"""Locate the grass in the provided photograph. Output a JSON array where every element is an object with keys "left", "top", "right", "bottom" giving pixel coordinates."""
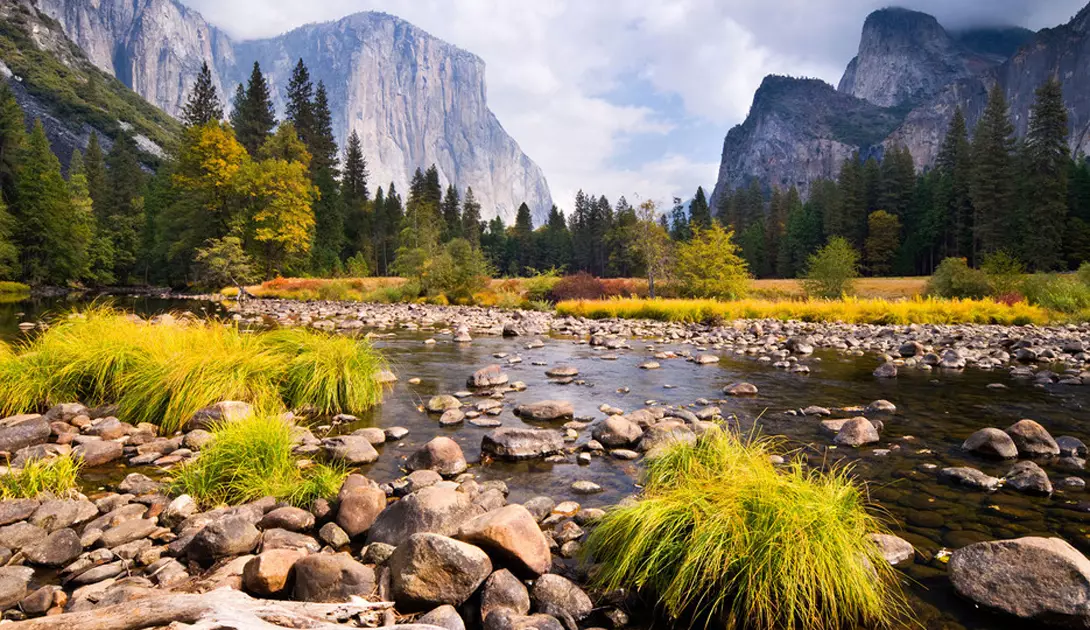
[
  {"left": 750, "top": 277, "right": 927, "bottom": 300},
  {"left": 0, "top": 306, "right": 388, "bottom": 433},
  {"left": 0, "top": 282, "right": 30, "bottom": 295},
  {"left": 171, "top": 415, "right": 347, "bottom": 508},
  {"left": 0, "top": 455, "right": 82, "bottom": 499},
  {"left": 556, "top": 296, "right": 1054, "bottom": 325},
  {"left": 583, "top": 428, "right": 906, "bottom": 630}
]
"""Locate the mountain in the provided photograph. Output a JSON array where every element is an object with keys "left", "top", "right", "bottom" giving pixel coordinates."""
[
  {"left": 710, "top": 5, "right": 1078, "bottom": 208},
  {"left": 35, "top": 0, "right": 552, "bottom": 222},
  {"left": 0, "top": 0, "right": 179, "bottom": 167}
]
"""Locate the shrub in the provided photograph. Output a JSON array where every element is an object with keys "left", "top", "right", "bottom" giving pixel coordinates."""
[
  {"left": 171, "top": 415, "right": 347, "bottom": 508},
  {"left": 583, "top": 428, "right": 906, "bottom": 630},
  {"left": 674, "top": 223, "right": 750, "bottom": 300},
  {"left": 343, "top": 253, "right": 370, "bottom": 278},
  {"left": 438, "top": 238, "right": 492, "bottom": 302},
  {"left": 926, "top": 257, "right": 990, "bottom": 299},
  {"left": 802, "top": 237, "right": 859, "bottom": 299},
  {"left": 0, "top": 455, "right": 81, "bottom": 499},
  {"left": 193, "top": 236, "right": 259, "bottom": 291},
  {"left": 1077, "top": 261, "right": 1090, "bottom": 287},
  {"left": 521, "top": 269, "right": 562, "bottom": 302},
  {"left": 600, "top": 278, "right": 650, "bottom": 298},
  {"left": 547, "top": 272, "right": 606, "bottom": 302},
  {"left": 981, "top": 251, "right": 1025, "bottom": 296},
  {"left": 1021, "top": 274, "right": 1090, "bottom": 313}
]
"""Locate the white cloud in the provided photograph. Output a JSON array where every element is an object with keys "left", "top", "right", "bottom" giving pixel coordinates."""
[{"left": 181, "top": 0, "right": 1084, "bottom": 212}]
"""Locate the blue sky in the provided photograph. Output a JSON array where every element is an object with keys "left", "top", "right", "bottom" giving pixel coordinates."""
[{"left": 184, "top": 0, "right": 1086, "bottom": 212}]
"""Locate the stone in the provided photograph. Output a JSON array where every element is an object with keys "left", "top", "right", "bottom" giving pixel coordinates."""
[
  {"left": 868, "top": 533, "right": 914, "bottom": 565},
  {"left": 545, "top": 366, "right": 578, "bottom": 378},
  {"left": 260, "top": 529, "right": 321, "bottom": 554},
  {"left": 639, "top": 421, "right": 696, "bottom": 454},
  {"left": 950, "top": 537, "right": 1090, "bottom": 627},
  {"left": 0, "top": 566, "right": 33, "bottom": 611},
  {"left": 118, "top": 473, "right": 162, "bottom": 495},
  {"left": 482, "top": 428, "right": 564, "bottom": 460},
  {"left": 427, "top": 396, "right": 463, "bottom": 413},
  {"left": 591, "top": 416, "right": 643, "bottom": 448},
  {"left": 834, "top": 417, "right": 880, "bottom": 447},
  {"left": 407, "top": 437, "right": 469, "bottom": 476},
  {"left": 439, "top": 409, "right": 466, "bottom": 427},
  {"left": 183, "top": 429, "right": 213, "bottom": 450},
  {"left": 44, "top": 403, "right": 88, "bottom": 423},
  {"left": 30, "top": 499, "right": 97, "bottom": 532},
  {"left": 367, "top": 486, "right": 480, "bottom": 547},
  {"left": 485, "top": 611, "right": 564, "bottom": 630},
  {"left": 873, "top": 362, "right": 898, "bottom": 378},
  {"left": 571, "top": 481, "right": 602, "bottom": 494},
  {"left": 469, "top": 365, "right": 510, "bottom": 388},
  {"left": 386, "top": 426, "right": 410, "bottom": 441},
  {"left": 186, "top": 401, "right": 254, "bottom": 431},
  {"left": 319, "top": 522, "right": 350, "bottom": 548},
  {"left": 1003, "top": 461, "right": 1053, "bottom": 495},
  {"left": 522, "top": 497, "right": 555, "bottom": 523},
  {"left": 188, "top": 516, "right": 261, "bottom": 564},
  {"left": 481, "top": 568, "right": 531, "bottom": 621},
  {"left": 419, "top": 604, "right": 467, "bottom": 630},
  {"left": 962, "top": 428, "right": 1018, "bottom": 459},
  {"left": 19, "top": 585, "right": 58, "bottom": 615},
  {"left": 1058, "top": 436, "right": 1089, "bottom": 458},
  {"left": 0, "top": 416, "right": 50, "bottom": 454},
  {"left": 100, "top": 519, "right": 158, "bottom": 548},
  {"left": 336, "top": 476, "right": 387, "bottom": 538},
  {"left": 72, "top": 440, "right": 124, "bottom": 466},
  {"left": 258, "top": 507, "right": 315, "bottom": 532},
  {"left": 292, "top": 553, "right": 377, "bottom": 602},
  {"left": 457, "top": 505, "right": 551, "bottom": 578},
  {"left": 162, "top": 495, "right": 198, "bottom": 527},
  {"left": 724, "top": 382, "right": 758, "bottom": 396},
  {"left": 514, "top": 401, "right": 574, "bottom": 423},
  {"left": 23, "top": 528, "right": 81, "bottom": 567},
  {"left": 530, "top": 574, "right": 593, "bottom": 622},
  {"left": 0, "top": 522, "right": 45, "bottom": 549},
  {"left": 243, "top": 549, "right": 304, "bottom": 596},
  {"left": 940, "top": 467, "right": 1001, "bottom": 491},
  {"left": 898, "top": 341, "right": 924, "bottom": 357},
  {"left": 388, "top": 533, "right": 492, "bottom": 610},
  {"left": 1006, "top": 419, "right": 1060, "bottom": 457},
  {"left": 865, "top": 399, "right": 897, "bottom": 415},
  {"left": 0, "top": 499, "right": 38, "bottom": 526},
  {"left": 85, "top": 417, "right": 133, "bottom": 440},
  {"left": 322, "top": 435, "right": 379, "bottom": 465}
]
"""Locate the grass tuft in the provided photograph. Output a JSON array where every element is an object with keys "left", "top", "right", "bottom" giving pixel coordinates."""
[
  {"left": 0, "top": 455, "right": 82, "bottom": 499},
  {"left": 583, "top": 428, "right": 907, "bottom": 630},
  {"left": 263, "top": 328, "right": 386, "bottom": 416},
  {"left": 171, "top": 415, "right": 347, "bottom": 508}
]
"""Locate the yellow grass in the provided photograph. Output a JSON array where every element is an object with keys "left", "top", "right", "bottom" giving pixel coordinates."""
[{"left": 749, "top": 277, "right": 928, "bottom": 300}]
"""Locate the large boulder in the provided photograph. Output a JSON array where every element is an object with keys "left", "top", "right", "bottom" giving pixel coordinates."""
[
  {"left": 388, "top": 533, "right": 492, "bottom": 610},
  {"left": 949, "top": 537, "right": 1090, "bottom": 627},
  {"left": 336, "top": 475, "right": 387, "bottom": 538},
  {"left": 243, "top": 548, "right": 305, "bottom": 596},
  {"left": 366, "top": 486, "right": 480, "bottom": 547},
  {"left": 292, "top": 553, "right": 377, "bottom": 602},
  {"left": 482, "top": 429, "right": 564, "bottom": 461},
  {"left": 591, "top": 416, "right": 643, "bottom": 448},
  {"left": 456, "top": 505, "right": 551, "bottom": 577},
  {"left": 469, "top": 365, "right": 509, "bottom": 388},
  {"left": 322, "top": 436, "right": 379, "bottom": 465},
  {"left": 638, "top": 421, "right": 696, "bottom": 454},
  {"left": 1006, "top": 419, "right": 1061, "bottom": 457},
  {"left": 188, "top": 516, "right": 261, "bottom": 564},
  {"left": 0, "top": 415, "right": 50, "bottom": 454},
  {"left": 529, "top": 574, "right": 593, "bottom": 623},
  {"left": 407, "top": 437, "right": 468, "bottom": 477},
  {"left": 514, "top": 401, "right": 574, "bottom": 423},
  {"left": 1004, "top": 461, "right": 1053, "bottom": 495},
  {"left": 22, "top": 528, "right": 81, "bottom": 567},
  {"left": 962, "top": 428, "right": 1018, "bottom": 459}
]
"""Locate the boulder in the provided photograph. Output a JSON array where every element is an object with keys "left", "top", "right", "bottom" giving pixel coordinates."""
[
  {"left": 367, "top": 486, "right": 480, "bottom": 547},
  {"left": 834, "top": 417, "right": 880, "bottom": 447},
  {"left": 591, "top": 416, "right": 643, "bottom": 448},
  {"left": 188, "top": 516, "right": 261, "bottom": 564},
  {"left": 30, "top": 499, "right": 97, "bottom": 532},
  {"left": 388, "top": 533, "right": 492, "bottom": 610},
  {"left": 1058, "top": 436, "right": 1089, "bottom": 458},
  {"left": 23, "top": 528, "right": 81, "bottom": 567},
  {"left": 482, "top": 428, "right": 564, "bottom": 461},
  {"left": 1006, "top": 419, "right": 1060, "bottom": 457},
  {"left": 867, "top": 533, "right": 914, "bottom": 565},
  {"left": 85, "top": 417, "right": 133, "bottom": 440},
  {"left": 530, "top": 574, "right": 593, "bottom": 622},
  {"left": 258, "top": 506, "right": 315, "bottom": 533},
  {"left": 545, "top": 366, "right": 578, "bottom": 378},
  {"left": 0, "top": 499, "right": 39, "bottom": 526},
  {"left": 0, "top": 416, "right": 50, "bottom": 454},
  {"left": 100, "top": 519, "right": 158, "bottom": 548},
  {"left": 639, "top": 421, "right": 696, "bottom": 454},
  {"left": 407, "top": 437, "right": 469, "bottom": 477},
  {"left": 292, "top": 553, "right": 377, "bottom": 602},
  {"left": 950, "top": 537, "right": 1090, "bottom": 627},
  {"left": 940, "top": 467, "right": 1001, "bottom": 491},
  {"left": 242, "top": 548, "right": 304, "bottom": 596},
  {"left": 419, "top": 604, "right": 467, "bottom": 630},
  {"left": 186, "top": 401, "right": 253, "bottom": 431},
  {"left": 484, "top": 610, "right": 564, "bottom": 630},
  {"left": 260, "top": 529, "right": 321, "bottom": 554},
  {"left": 336, "top": 476, "right": 387, "bottom": 538},
  {"left": 873, "top": 362, "right": 897, "bottom": 379},
  {"left": 1004, "top": 461, "right": 1053, "bottom": 495},
  {"left": 427, "top": 396, "right": 463, "bottom": 413},
  {"left": 470, "top": 366, "right": 510, "bottom": 388},
  {"left": 319, "top": 522, "right": 350, "bottom": 548},
  {"left": 457, "top": 505, "right": 551, "bottom": 577},
  {"left": 514, "top": 401, "right": 574, "bottom": 423},
  {"left": 864, "top": 400, "right": 897, "bottom": 415},
  {"left": 898, "top": 341, "right": 924, "bottom": 358},
  {"left": 72, "top": 440, "right": 124, "bottom": 466},
  {"left": 481, "top": 568, "right": 531, "bottom": 621},
  {"left": 962, "top": 428, "right": 1018, "bottom": 459},
  {"left": 724, "top": 383, "right": 758, "bottom": 396},
  {"left": 0, "top": 522, "right": 46, "bottom": 549},
  {"left": 0, "top": 566, "right": 33, "bottom": 611},
  {"left": 322, "top": 436, "right": 379, "bottom": 465}
]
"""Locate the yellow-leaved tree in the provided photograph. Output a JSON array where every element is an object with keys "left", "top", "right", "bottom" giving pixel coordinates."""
[
  {"left": 242, "top": 157, "right": 316, "bottom": 276},
  {"left": 675, "top": 222, "right": 750, "bottom": 299},
  {"left": 173, "top": 122, "right": 250, "bottom": 232}
]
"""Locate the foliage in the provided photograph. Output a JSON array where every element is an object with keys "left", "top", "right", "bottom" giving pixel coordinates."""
[
  {"left": 181, "top": 62, "right": 224, "bottom": 127},
  {"left": 980, "top": 250, "right": 1025, "bottom": 296},
  {"left": 631, "top": 200, "right": 674, "bottom": 298},
  {"left": 0, "top": 455, "right": 81, "bottom": 500},
  {"left": 674, "top": 223, "right": 750, "bottom": 299},
  {"left": 547, "top": 271, "right": 606, "bottom": 302},
  {"left": 802, "top": 237, "right": 859, "bottom": 299},
  {"left": 0, "top": 281, "right": 29, "bottom": 294},
  {"left": 925, "top": 257, "right": 990, "bottom": 299},
  {"left": 171, "top": 415, "right": 347, "bottom": 508},
  {"left": 1022, "top": 77, "right": 1069, "bottom": 271},
  {"left": 583, "top": 428, "right": 907, "bottom": 630},
  {"left": 263, "top": 328, "right": 386, "bottom": 415},
  {"left": 193, "top": 236, "right": 259, "bottom": 290},
  {"left": 863, "top": 210, "right": 901, "bottom": 276},
  {"left": 1020, "top": 274, "right": 1090, "bottom": 314}
]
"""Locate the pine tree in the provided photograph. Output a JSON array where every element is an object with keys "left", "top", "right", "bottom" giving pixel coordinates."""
[
  {"left": 231, "top": 62, "right": 277, "bottom": 156},
  {"left": 936, "top": 107, "right": 973, "bottom": 259},
  {"left": 513, "top": 202, "right": 534, "bottom": 274},
  {"left": 285, "top": 59, "right": 315, "bottom": 146},
  {"left": 105, "top": 133, "right": 147, "bottom": 282},
  {"left": 0, "top": 195, "right": 16, "bottom": 280},
  {"left": 880, "top": 145, "right": 916, "bottom": 218},
  {"left": 830, "top": 154, "right": 865, "bottom": 247},
  {"left": 570, "top": 190, "right": 592, "bottom": 272},
  {"left": 0, "top": 83, "right": 26, "bottom": 204},
  {"left": 182, "top": 62, "right": 223, "bottom": 127},
  {"left": 64, "top": 150, "right": 94, "bottom": 281},
  {"left": 539, "top": 204, "right": 573, "bottom": 272},
  {"left": 690, "top": 186, "right": 711, "bottom": 231},
  {"left": 83, "top": 132, "right": 107, "bottom": 217},
  {"left": 379, "top": 183, "right": 403, "bottom": 274},
  {"left": 605, "top": 196, "right": 640, "bottom": 277},
  {"left": 766, "top": 187, "right": 787, "bottom": 276},
  {"left": 1022, "top": 77, "right": 1069, "bottom": 270},
  {"left": 970, "top": 84, "right": 1016, "bottom": 262},
  {"left": 441, "top": 185, "right": 462, "bottom": 242},
  {"left": 864, "top": 210, "right": 902, "bottom": 276},
  {"left": 371, "top": 186, "right": 387, "bottom": 274},
  {"left": 461, "top": 188, "right": 482, "bottom": 248},
  {"left": 669, "top": 197, "right": 691, "bottom": 241},
  {"left": 309, "top": 82, "right": 339, "bottom": 178},
  {"left": 590, "top": 195, "right": 612, "bottom": 275},
  {"left": 341, "top": 130, "right": 370, "bottom": 259}
]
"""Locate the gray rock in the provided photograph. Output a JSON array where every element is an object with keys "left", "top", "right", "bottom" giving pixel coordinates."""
[
  {"left": 591, "top": 416, "right": 643, "bottom": 448},
  {"left": 514, "top": 401, "right": 574, "bottom": 423},
  {"left": 1006, "top": 419, "right": 1060, "bottom": 457},
  {"left": 260, "top": 529, "right": 321, "bottom": 554},
  {"left": 100, "top": 519, "right": 158, "bottom": 548},
  {"left": 186, "top": 401, "right": 253, "bottom": 431},
  {"left": 0, "top": 566, "right": 33, "bottom": 611},
  {"left": 962, "top": 428, "right": 1018, "bottom": 459},
  {"left": 724, "top": 382, "right": 758, "bottom": 396},
  {"left": 367, "top": 486, "right": 480, "bottom": 547},
  {"left": 481, "top": 568, "right": 531, "bottom": 621},
  {"left": 530, "top": 574, "right": 593, "bottom": 622},
  {"left": 0, "top": 416, "right": 50, "bottom": 454},
  {"left": 1003, "top": 461, "right": 1053, "bottom": 495},
  {"left": 336, "top": 475, "right": 387, "bottom": 538},
  {"left": 868, "top": 533, "right": 913, "bottom": 565},
  {"left": 427, "top": 396, "right": 463, "bottom": 413},
  {"left": 470, "top": 365, "right": 510, "bottom": 388},
  {"left": 73, "top": 440, "right": 124, "bottom": 466},
  {"left": 419, "top": 604, "right": 467, "bottom": 630},
  {"left": 0, "top": 522, "right": 46, "bottom": 549},
  {"left": 834, "top": 417, "right": 880, "bottom": 447},
  {"left": 188, "top": 516, "right": 261, "bottom": 564},
  {"left": 484, "top": 610, "right": 564, "bottom": 630},
  {"left": 30, "top": 499, "right": 98, "bottom": 532},
  {"left": 258, "top": 506, "right": 315, "bottom": 533},
  {"left": 0, "top": 499, "right": 39, "bottom": 526},
  {"left": 407, "top": 437, "right": 468, "bottom": 477},
  {"left": 940, "top": 467, "right": 1001, "bottom": 491},
  {"left": 292, "top": 553, "right": 377, "bottom": 603},
  {"left": 873, "top": 362, "right": 898, "bottom": 378},
  {"left": 319, "top": 522, "right": 350, "bottom": 548},
  {"left": 482, "top": 428, "right": 564, "bottom": 460},
  {"left": 388, "top": 533, "right": 492, "bottom": 610},
  {"left": 322, "top": 435, "right": 379, "bottom": 465},
  {"left": 638, "top": 421, "right": 696, "bottom": 454},
  {"left": 23, "top": 528, "right": 81, "bottom": 567},
  {"left": 864, "top": 399, "right": 897, "bottom": 415},
  {"left": 1058, "top": 436, "right": 1089, "bottom": 458}
]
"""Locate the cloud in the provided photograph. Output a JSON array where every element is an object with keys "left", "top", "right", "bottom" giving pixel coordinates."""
[{"left": 180, "top": 0, "right": 1084, "bottom": 212}]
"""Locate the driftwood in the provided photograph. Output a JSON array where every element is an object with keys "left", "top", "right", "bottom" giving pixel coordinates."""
[{"left": 6, "top": 587, "right": 427, "bottom": 630}]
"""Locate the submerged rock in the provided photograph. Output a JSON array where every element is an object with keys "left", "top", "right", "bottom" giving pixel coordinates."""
[
  {"left": 482, "top": 428, "right": 564, "bottom": 460},
  {"left": 514, "top": 401, "right": 574, "bottom": 423}
]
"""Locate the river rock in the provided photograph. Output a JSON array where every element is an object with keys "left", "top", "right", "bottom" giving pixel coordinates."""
[
  {"left": 439, "top": 409, "right": 466, "bottom": 427},
  {"left": 44, "top": 403, "right": 88, "bottom": 423},
  {"left": 100, "top": 519, "right": 158, "bottom": 548},
  {"left": 482, "top": 428, "right": 564, "bottom": 460},
  {"left": 530, "top": 574, "right": 593, "bottom": 622},
  {"left": 260, "top": 529, "right": 320, "bottom": 553},
  {"left": 427, "top": 396, "right": 463, "bottom": 413},
  {"left": 30, "top": 499, "right": 97, "bottom": 532},
  {"left": 591, "top": 416, "right": 643, "bottom": 448},
  {"left": 0, "top": 499, "right": 39, "bottom": 526},
  {"left": 514, "top": 401, "right": 574, "bottom": 423},
  {"left": 258, "top": 507, "right": 315, "bottom": 533},
  {"left": 834, "top": 417, "right": 880, "bottom": 447},
  {"left": 950, "top": 537, "right": 1090, "bottom": 627},
  {"left": 873, "top": 362, "right": 897, "bottom": 378},
  {"left": 0, "top": 416, "right": 50, "bottom": 454},
  {"left": 367, "top": 486, "right": 479, "bottom": 546},
  {"left": 1006, "top": 419, "right": 1060, "bottom": 457},
  {"left": 868, "top": 533, "right": 914, "bottom": 565},
  {"left": 73, "top": 440, "right": 124, "bottom": 466},
  {"left": 85, "top": 417, "right": 133, "bottom": 440},
  {"left": 186, "top": 401, "right": 253, "bottom": 431},
  {"left": 334, "top": 476, "right": 387, "bottom": 538},
  {"left": 1058, "top": 436, "right": 1089, "bottom": 458},
  {"left": 724, "top": 382, "right": 758, "bottom": 396},
  {"left": 1003, "top": 461, "right": 1053, "bottom": 495},
  {"left": 940, "top": 467, "right": 1001, "bottom": 491},
  {"left": 0, "top": 566, "right": 33, "bottom": 611},
  {"left": 292, "top": 553, "right": 377, "bottom": 602},
  {"left": 545, "top": 366, "right": 578, "bottom": 378},
  {"left": 242, "top": 548, "right": 304, "bottom": 596},
  {"left": 408, "top": 437, "right": 468, "bottom": 476},
  {"left": 188, "top": 516, "right": 261, "bottom": 564},
  {"left": 962, "top": 428, "right": 1018, "bottom": 459},
  {"left": 0, "top": 522, "right": 45, "bottom": 550},
  {"left": 319, "top": 522, "right": 350, "bottom": 548},
  {"left": 322, "top": 436, "right": 379, "bottom": 465},
  {"left": 485, "top": 610, "right": 564, "bottom": 630},
  {"left": 23, "top": 528, "right": 81, "bottom": 567},
  {"left": 865, "top": 400, "right": 897, "bottom": 415},
  {"left": 469, "top": 365, "right": 509, "bottom": 388},
  {"left": 457, "top": 505, "right": 551, "bottom": 577},
  {"left": 388, "top": 533, "right": 492, "bottom": 610},
  {"left": 639, "top": 421, "right": 696, "bottom": 454},
  {"left": 419, "top": 604, "right": 467, "bottom": 630},
  {"left": 481, "top": 568, "right": 531, "bottom": 621},
  {"left": 898, "top": 341, "right": 925, "bottom": 357}
]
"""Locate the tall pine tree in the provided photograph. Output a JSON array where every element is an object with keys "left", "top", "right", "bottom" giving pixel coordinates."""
[
  {"left": 308, "top": 81, "right": 344, "bottom": 274},
  {"left": 936, "top": 107, "right": 973, "bottom": 260},
  {"left": 231, "top": 62, "right": 277, "bottom": 156},
  {"left": 0, "top": 83, "right": 26, "bottom": 204},
  {"left": 970, "top": 84, "right": 1016, "bottom": 262},
  {"left": 690, "top": 186, "right": 711, "bottom": 230},
  {"left": 461, "top": 188, "right": 482, "bottom": 248},
  {"left": 285, "top": 59, "right": 315, "bottom": 146},
  {"left": 441, "top": 185, "right": 462, "bottom": 242},
  {"left": 341, "top": 130, "right": 370, "bottom": 259},
  {"left": 105, "top": 133, "right": 147, "bottom": 283},
  {"left": 1022, "top": 77, "right": 1069, "bottom": 270},
  {"left": 181, "top": 62, "right": 223, "bottom": 127}
]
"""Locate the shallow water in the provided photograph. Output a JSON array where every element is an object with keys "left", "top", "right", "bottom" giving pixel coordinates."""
[{"left": 2, "top": 297, "right": 1088, "bottom": 629}]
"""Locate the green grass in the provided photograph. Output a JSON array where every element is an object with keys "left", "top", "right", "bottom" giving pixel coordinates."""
[
  {"left": 0, "top": 282, "right": 30, "bottom": 295},
  {"left": 171, "top": 415, "right": 347, "bottom": 508},
  {"left": 0, "top": 455, "right": 82, "bottom": 499},
  {"left": 0, "top": 306, "right": 388, "bottom": 433},
  {"left": 583, "top": 428, "right": 907, "bottom": 630}
]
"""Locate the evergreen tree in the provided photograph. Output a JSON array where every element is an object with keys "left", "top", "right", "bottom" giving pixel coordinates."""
[
  {"left": 512, "top": 202, "right": 534, "bottom": 274},
  {"left": 441, "top": 185, "right": 462, "bottom": 242},
  {"left": 341, "top": 130, "right": 370, "bottom": 259},
  {"left": 690, "top": 186, "right": 711, "bottom": 230},
  {"left": 0, "top": 195, "right": 16, "bottom": 280},
  {"left": 538, "top": 204, "right": 573, "bottom": 271},
  {"left": 105, "top": 133, "right": 147, "bottom": 283},
  {"left": 570, "top": 190, "right": 592, "bottom": 272},
  {"left": 371, "top": 186, "right": 388, "bottom": 275},
  {"left": 936, "top": 107, "right": 973, "bottom": 260},
  {"left": 669, "top": 197, "right": 691, "bottom": 241},
  {"left": 864, "top": 210, "right": 902, "bottom": 276},
  {"left": 309, "top": 82, "right": 339, "bottom": 178},
  {"left": 461, "top": 188, "right": 482, "bottom": 248},
  {"left": 83, "top": 132, "right": 107, "bottom": 219},
  {"left": 970, "top": 84, "right": 1016, "bottom": 262},
  {"left": 0, "top": 83, "right": 26, "bottom": 204},
  {"left": 285, "top": 59, "right": 315, "bottom": 145},
  {"left": 1022, "top": 77, "right": 1069, "bottom": 270},
  {"left": 777, "top": 185, "right": 815, "bottom": 278},
  {"left": 880, "top": 145, "right": 916, "bottom": 218},
  {"left": 605, "top": 196, "right": 640, "bottom": 277},
  {"left": 765, "top": 187, "right": 787, "bottom": 276},
  {"left": 481, "top": 216, "right": 509, "bottom": 273},
  {"left": 231, "top": 62, "right": 277, "bottom": 156},
  {"left": 829, "top": 154, "right": 865, "bottom": 247},
  {"left": 64, "top": 150, "right": 94, "bottom": 281},
  {"left": 378, "top": 183, "right": 403, "bottom": 274},
  {"left": 590, "top": 195, "right": 613, "bottom": 275},
  {"left": 181, "top": 62, "right": 223, "bottom": 127}
]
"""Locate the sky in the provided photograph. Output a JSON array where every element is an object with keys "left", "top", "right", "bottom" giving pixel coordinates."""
[{"left": 182, "top": 0, "right": 1086, "bottom": 210}]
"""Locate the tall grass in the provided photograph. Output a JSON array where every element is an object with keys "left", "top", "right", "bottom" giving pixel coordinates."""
[
  {"left": 0, "top": 281, "right": 30, "bottom": 295},
  {"left": 171, "top": 415, "right": 347, "bottom": 508},
  {"left": 583, "top": 429, "right": 906, "bottom": 630},
  {"left": 0, "top": 455, "right": 82, "bottom": 499},
  {"left": 557, "top": 296, "right": 1053, "bottom": 325},
  {"left": 0, "top": 307, "right": 387, "bottom": 433}
]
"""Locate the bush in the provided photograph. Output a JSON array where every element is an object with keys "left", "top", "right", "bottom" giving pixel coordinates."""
[
  {"left": 1077, "top": 261, "right": 1090, "bottom": 287},
  {"left": 172, "top": 415, "right": 346, "bottom": 508},
  {"left": 521, "top": 269, "right": 562, "bottom": 302},
  {"left": 547, "top": 272, "right": 606, "bottom": 302},
  {"left": 802, "top": 237, "right": 859, "bottom": 299},
  {"left": 0, "top": 455, "right": 81, "bottom": 499},
  {"left": 193, "top": 237, "right": 259, "bottom": 291},
  {"left": 981, "top": 251, "right": 1025, "bottom": 296},
  {"left": 1021, "top": 274, "right": 1090, "bottom": 313},
  {"left": 583, "top": 428, "right": 906, "bottom": 629},
  {"left": 674, "top": 224, "right": 750, "bottom": 300},
  {"left": 926, "top": 257, "right": 991, "bottom": 299}
]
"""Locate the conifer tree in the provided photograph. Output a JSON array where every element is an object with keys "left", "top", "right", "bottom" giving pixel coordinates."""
[
  {"left": 689, "top": 186, "right": 711, "bottom": 230},
  {"left": 936, "top": 107, "right": 973, "bottom": 259},
  {"left": 182, "top": 62, "right": 223, "bottom": 127},
  {"left": 64, "top": 149, "right": 94, "bottom": 281},
  {"left": 669, "top": 197, "right": 691, "bottom": 242},
  {"left": 1022, "top": 77, "right": 1069, "bottom": 270},
  {"left": 0, "top": 83, "right": 26, "bottom": 204},
  {"left": 105, "top": 133, "right": 147, "bottom": 282},
  {"left": 231, "top": 62, "right": 277, "bottom": 156},
  {"left": 864, "top": 210, "right": 901, "bottom": 276},
  {"left": 83, "top": 132, "right": 107, "bottom": 218},
  {"left": 341, "top": 130, "right": 370, "bottom": 259},
  {"left": 970, "top": 84, "right": 1016, "bottom": 262},
  {"left": 538, "top": 204, "right": 573, "bottom": 272},
  {"left": 879, "top": 145, "right": 916, "bottom": 218},
  {"left": 310, "top": 82, "right": 339, "bottom": 178},
  {"left": 461, "top": 187, "right": 482, "bottom": 248},
  {"left": 441, "top": 185, "right": 461, "bottom": 242},
  {"left": 513, "top": 202, "right": 534, "bottom": 274},
  {"left": 285, "top": 59, "right": 315, "bottom": 145},
  {"left": 0, "top": 195, "right": 16, "bottom": 279}
]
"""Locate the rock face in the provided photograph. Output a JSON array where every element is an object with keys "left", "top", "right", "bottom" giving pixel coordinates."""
[{"left": 38, "top": 0, "right": 553, "bottom": 222}]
